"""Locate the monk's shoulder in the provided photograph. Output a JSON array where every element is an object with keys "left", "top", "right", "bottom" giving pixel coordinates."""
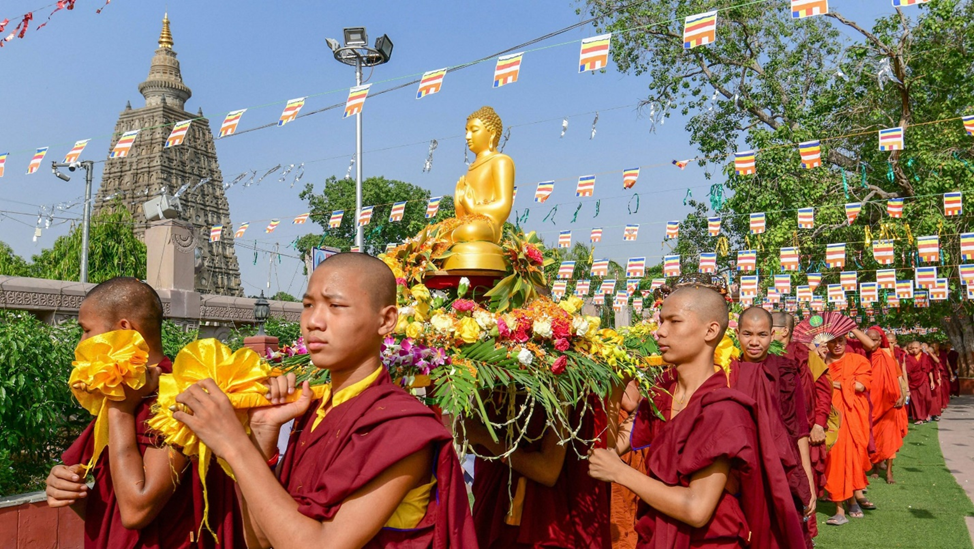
[
  {"left": 698, "top": 387, "right": 757, "bottom": 428},
  {"left": 358, "top": 384, "right": 445, "bottom": 431}
]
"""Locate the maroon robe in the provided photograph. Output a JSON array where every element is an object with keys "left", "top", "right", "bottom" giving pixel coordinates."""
[
  {"left": 905, "top": 353, "right": 934, "bottom": 421},
  {"left": 937, "top": 350, "right": 951, "bottom": 412},
  {"left": 277, "top": 368, "right": 476, "bottom": 548},
  {"left": 61, "top": 358, "right": 243, "bottom": 549},
  {"left": 630, "top": 371, "right": 806, "bottom": 549},
  {"left": 788, "top": 341, "right": 830, "bottom": 501},
  {"left": 948, "top": 350, "right": 961, "bottom": 397}
]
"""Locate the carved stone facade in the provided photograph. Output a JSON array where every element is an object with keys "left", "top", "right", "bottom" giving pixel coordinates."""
[{"left": 93, "top": 15, "right": 243, "bottom": 296}]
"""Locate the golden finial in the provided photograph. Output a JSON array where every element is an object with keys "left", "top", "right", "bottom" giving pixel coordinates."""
[{"left": 159, "top": 12, "right": 173, "bottom": 49}]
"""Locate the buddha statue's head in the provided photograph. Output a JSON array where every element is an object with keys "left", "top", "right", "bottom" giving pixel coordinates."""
[{"left": 465, "top": 106, "right": 503, "bottom": 154}]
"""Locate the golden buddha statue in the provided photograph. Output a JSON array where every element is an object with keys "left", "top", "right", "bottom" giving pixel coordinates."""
[{"left": 441, "top": 106, "right": 515, "bottom": 272}]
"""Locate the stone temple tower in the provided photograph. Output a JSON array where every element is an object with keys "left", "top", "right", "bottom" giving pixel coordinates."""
[{"left": 94, "top": 14, "right": 243, "bottom": 296}]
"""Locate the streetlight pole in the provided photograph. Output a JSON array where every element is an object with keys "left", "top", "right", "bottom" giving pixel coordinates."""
[
  {"left": 52, "top": 160, "right": 94, "bottom": 284},
  {"left": 355, "top": 57, "right": 364, "bottom": 248}
]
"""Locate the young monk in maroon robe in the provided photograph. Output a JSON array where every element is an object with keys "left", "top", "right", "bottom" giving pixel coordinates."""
[
  {"left": 946, "top": 343, "right": 961, "bottom": 397},
  {"left": 823, "top": 335, "right": 873, "bottom": 526},
  {"left": 889, "top": 334, "right": 910, "bottom": 436},
  {"left": 932, "top": 342, "right": 951, "bottom": 415},
  {"left": 905, "top": 341, "right": 935, "bottom": 424},
  {"left": 864, "top": 327, "right": 905, "bottom": 484},
  {"left": 589, "top": 286, "right": 806, "bottom": 548},
  {"left": 45, "top": 277, "right": 242, "bottom": 548},
  {"left": 170, "top": 253, "right": 476, "bottom": 548}
]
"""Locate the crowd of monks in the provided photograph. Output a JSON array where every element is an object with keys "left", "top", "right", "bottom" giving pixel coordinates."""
[{"left": 43, "top": 258, "right": 961, "bottom": 548}]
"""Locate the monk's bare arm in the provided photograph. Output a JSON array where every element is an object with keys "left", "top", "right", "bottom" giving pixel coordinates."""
[
  {"left": 475, "top": 425, "right": 568, "bottom": 487},
  {"left": 851, "top": 329, "right": 879, "bottom": 353},
  {"left": 797, "top": 437, "right": 816, "bottom": 516}
]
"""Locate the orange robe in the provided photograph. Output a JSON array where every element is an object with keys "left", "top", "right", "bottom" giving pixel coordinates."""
[
  {"left": 611, "top": 409, "right": 648, "bottom": 549},
  {"left": 824, "top": 353, "right": 872, "bottom": 502},
  {"left": 868, "top": 348, "right": 904, "bottom": 464}
]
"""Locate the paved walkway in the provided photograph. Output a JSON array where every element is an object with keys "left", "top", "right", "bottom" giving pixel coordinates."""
[{"left": 939, "top": 395, "right": 974, "bottom": 544}]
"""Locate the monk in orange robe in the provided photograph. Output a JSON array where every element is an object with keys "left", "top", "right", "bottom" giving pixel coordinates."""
[
  {"left": 824, "top": 334, "right": 873, "bottom": 526},
  {"left": 865, "top": 327, "right": 905, "bottom": 484}
]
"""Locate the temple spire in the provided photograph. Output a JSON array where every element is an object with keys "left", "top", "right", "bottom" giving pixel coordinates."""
[{"left": 159, "top": 13, "right": 173, "bottom": 49}]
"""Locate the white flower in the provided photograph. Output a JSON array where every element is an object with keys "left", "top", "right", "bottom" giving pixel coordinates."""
[
  {"left": 572, "top": 316, "right": 590, "bottom": 337},
  {"left": 532, "top": 316, "right": 553, "bottom": 339},
  {"left": 517, "top": 348, "right": 534, "bottom": 366},
  {"left": 399, "top": 306, "right": 414, "bottom": 317},
  {"left": 430, "top": 314, "right": 454, "bottom": 335},
  {"left": 432, "top": 290, "right": 449, "bottom": 300},
  {"left": 474, "top": 310, "right": 495, "bottom": 330}
]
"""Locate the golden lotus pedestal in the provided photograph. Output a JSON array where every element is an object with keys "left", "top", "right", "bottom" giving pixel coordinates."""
[
  {"left": 423, "top": 267, "right": 506, "bottom": 305},
  {"left": 440, "top": 241, "right": 508, "bottom": 272}
]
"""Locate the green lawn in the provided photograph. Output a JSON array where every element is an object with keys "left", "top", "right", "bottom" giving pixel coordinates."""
[{"left": 814, "top": 421, "right": 974, "bottom": 548}]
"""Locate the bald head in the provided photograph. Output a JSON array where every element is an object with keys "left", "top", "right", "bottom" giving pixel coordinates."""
[
  {"left": 740, "top": 307, "right": 773, "bottom": 331},
  {"left": 772, "top": 312, "right": 795, "bottom": 334},
  {"left": 668, "top": 285, "right": 729, "bottom": 338},
  {"left": 83, "top": 277, "right": 164, "bottom": 343},
  {"left": 313, "top": 252, "right": 396, "bottom": 310}
]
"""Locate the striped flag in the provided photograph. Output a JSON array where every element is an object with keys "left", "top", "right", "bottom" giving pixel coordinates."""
[
  {"left": 623, "top": 224, "right": 639, "bottom": 241},
  {"left": 876, "top": 269, "right": 896, "bottom": 289},
  {"left": 699, "top": 252, "right": 717, "bottom": 274},
  {"left": 872, "top": 239, "right": 894, "bottom": 264},
  {"left": 579, "top": 34, "right": 611, "bottom": 72},
  {"left": 111, "top": 130, "right": 140, "bottom": 158},
  {"left": 425, "top": 196, "right": 442, "bottom": 218},
  {"left": 664, "top": 255, "right": 681, "bottom": 277},
  {"left": 600, "top": 279, "right": 616, "bottom": 295},
  {"left": 416, "top": 68, "right": 447, "bottom": 99},
  {"left": 512, "top": 187, "right": 518, "bottom": 201},
  {"left": 613, "top": 291, "right": 629, "bottom": 312},
  {"left": 797, "top": 285, "right": 812, "bottom": 302},
  {"left": 164, "top": 120, "right": 192, "bottom": 148},
  {"left": 930, "top": 278, "right": 948, "bottom": 301},
  {"left": 344, "top": 84, "right": 371, "bottom": 118},
  {"left": 749, "top": 212, "right": 766, "bottom": 234},
  {"left": 575, "top": 175, "right": 596, "bottom": 197},
  {"left": 673, "top": 159, "right": 691, "bottom": 169},
  {"left": 887, "top": 292, "right": 900, "bottom": 308},
  {"left": 626, "top": 257, "right": 646, "bottom": 278},
  {"left": 963, "top": 115, "right": 974, "bottom": 136},
  {"left": 593, "top": 294, "right": 605, "bottom": 306},
  {"left": 575, "top": 279, "right": 591, "bottom": 296},
  {"left": 358, "top": 206, "right": 375, "bottom": 227},
  {"left": 792, "top": 0, "right": 829, "bottom": 18},
  {"left": 351, "top": 246, "right": 362, "bottom": 253},
  {"left": 623, "top": 168, "right": 639, "bottom": 189},
  {"left": 915, "top": 290, "right": 929, "bottom": 308},
  {"left": 840, "top": 271, "right": 857, "bottom": 292},
  {"left": 826, "top": 243, "right": 846, "bottom": 268},
  {"left": 959, "top": 264, "right": 974, "bottom": 285},
  {"left": 735, "top": 150, "right": 756, "bottom": 176},
  {"left": 278, "top": 97, "right": 306, "bottom": 126},
  {"left": 896, "top": 280, "right": 914, "bottom": 299},
  {"left": 265, "top": 220, "right": 280, "bottom": 234},
  {"left": 945, "top": 192, "right": 962, "bottom": 216},
  {"left": 738, "top": 250, "right": 757, "bottom": 272},
  {"left": 493, "top": 52, "right": 523, "bottom": 87},
  {"left": 234, "top": 223, "right": 249, "bottom": 238},
  {"left": 209, "top": 225, "right": 223, "bottom": 242},
  {"left": 807, "top": 273, "right": 822, "bottom": 291},
  {"left": 0, "top": 153, "right": 6, "bottom": 177},
  {"left": 845, "top": 202, "right": 861, "bottom": 224},
  {"left": 811, "top": 295, "right": 825, "bottom": 311},
  {"left": 708, "top": 217, "right": 721, "bottom": 236},
  {"left": 389, "top": 201, "right": 407, "bottom": 222},
  {"left": 591, "top": 259, "right": 609, "bottom": 277},
  {"left": 26, "top": 147, "right": 48, "bottom": 174},
  {"left": 63, "top": 139, "right": 89, "bottom": 164},
  {"left": 918, "top": 235, "right": 939, "bottom": 263},
  {"left": 766, "top": 290, "right": 781, "bottom": 304},
  {"left": 879, "top": 126, "right": 904, "bottom": 151},
  {"left": 651, "top": 278, "right": 666, "bottom": 291},
  {"left": 798, "top": 207, "right": 814, "bottom": 229},
  {"left": 329, "top": 210, "right": 344, "bottom": 229},
  {"left": 551, "top": 280, "right": 568, "bottom": 300},
  {"left": 775, "top": 274, "right": 791, "bottom": 294},
  {"left": 292, "top": 213, "right": 310, "bottom": 224},
  {"left": 590, "top": 228, "right": 603, "bottom": 243},
  {"left": 666, "top": 221, "right": 679, "bottom": 239},
  {"left": 626, "top": 279, "right": 640, "bottom": 295},
  {"left": 633, "top": 297, "right": 644, "bottom": 313},
  {"left": 798, "top": 139, "right": 822, "bottom": 168},
  {"left": 740, "top": 275, "right": 759, "bottom": 298},
  {"left": 558, "top": 230, "right": 572, "bottom": 248},
  {"left": 887, "top": 198, "right": 904, "bottom": 218},
  {"left": 860, "top": 282, "right": 879, "bottom": 304},
  {"left": 219, "top": 109, "right": 246, "bottom": 137},
  {"left": 535, "top": 181, "right": 554, "bottom": 203},
  {"left": 780, "top": 247, "right": 799, "bottom": 271},
  {"left": 915, "top": 266, "right": 937, "bottom": 288},
  {"left": 683, "top": 10, "right": 718, "bottom": 49},
  {"left": 961, "top": 232, "right": 974, "bottom": 261},
  {"left": 892, "top": 0, "right": 931, "bottom": 6},
  {"left": 969, "top": 286, "right": 974, "bottom": 300},
  {"left": 828, "top": 284, "right": 845, "bottom": 303}
]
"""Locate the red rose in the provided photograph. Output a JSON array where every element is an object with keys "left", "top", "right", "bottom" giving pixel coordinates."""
[
  {"left": 497, "top": 317, "right": 511, "bottom": 338},
  {"left": 524, "top": 245, "right": 544, "bottom": 265},
  {"left": 452, "top": 299, "right": 477, "bottom": 313},
  {"left": 513, "top": 321, "right": 532, "bottom": 343},
  {"left": 551, "top": 355, "right": 568, "bottom": 375},
  {"left": 552, "top": 317, "right": 572, "bottom": 340},
  {"left": 554, "top": 338, "right": 570, "bottom": 351}
]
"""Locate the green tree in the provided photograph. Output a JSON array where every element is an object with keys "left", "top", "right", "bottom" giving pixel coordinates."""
[
  {"left": 0, "top": 242, "right": 29, "bottom": 277},
  {"left": 270, "top": 291, "right": 298, "bottom": 302}
]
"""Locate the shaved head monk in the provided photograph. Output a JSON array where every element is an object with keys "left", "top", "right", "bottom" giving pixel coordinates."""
[
  {"left": 47, "top": 277, "right": 242, "bottom": 548},
  {"left": 864, "top": 327, "right": 905, "bottom": 484},
  {"left": 590, "top": 286, "right": 805, "bottom": 548},
  {"left": 171, "top": 253, "right": 476, "bottom": 548},
  {"left": 905, "top": 340, "right": 936, "bottom": 424}
]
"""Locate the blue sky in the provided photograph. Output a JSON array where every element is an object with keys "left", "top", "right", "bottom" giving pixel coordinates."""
[{"left": 0, "top": 0, "right": 883, "bottom": 297}]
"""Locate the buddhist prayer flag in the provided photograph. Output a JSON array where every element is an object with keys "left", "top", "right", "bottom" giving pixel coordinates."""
[
  {"left": 844, "top": 202, "right": 861, "bottom": 224},
  {"left": 292, "top": 213, "right": 310, "bottom": 225},
  {"left": 622, "top": 168, "right": 640, "bottom": 190},
  {"left": 969, "top": 286, "right": 974, "bottom": 300},
  {"left": 792, "top": 0, "right": 829, "bottom": 18},
  {"left": 665, "top": 221, "right": 679, "bottom": 239},
  {"left": 828, "top": 284, "right": 845, "bottom": 303},
  {"left": 344, "top": 84, "right": 371, "bottom": 118},
  {"left": 633, "top": 297, "right": 643, "bottom": 313},
  {"left": 0, "top": 153, "right": 7, "bottom": 178},
  {"left": 797, "top": 285, "right": 812, "bottom": 302},
  {"left": 111, "top": 130, "right": 140, "bottom": 158},
  {"left": 551, "top": 280, "right": 567, "bottom": 300},
  {"left": 961, "top": 232, "right": 974, "bottom": 261},
  {"left": 219, "top": 109, "right": 246, "bottom": 137},
  {"left": 879, "top": 126, "right": 904, "bottom": 151},
  {"left": 590, "top": 227, "right": 603, "bottom": 243},
  {"left": 613, "top": 291, "right": 628, "bottom": 311},
  {"left": 737, "top": 250, "right": 757, "bottom": 272},
  {"left": 623, "top": 224, "right": 639, "bottom": 241},
  {"left": 328, "top": 210, "right": 344, "bottom": 229},
  {"left": 892, "top": 0, "right": 931, "bottom": 6},
  {"left": 683, "top": 10, "right": 717, "bottom": 49},
  {"left": 626, "top": 257, "right": 646, "bottom": 278},
  {"left": 750, "top": 212, "right": 766, "bottom": 234},
  {"left": 810, "top": 296, "right": 824, "bottom": 311},
  {"left": 896, "top": 280, "right": 914, "bottom": 299},
  {"left": 493, "top": 52, "right": 523, "bottom": 87},
  {"left": 740, "top": 275, "right": 758, "bottom": 298},
  {"left": 209, "top": 225, "right": 222, "bottom": 242},
  {"left": 593, "top": 294, "right": 605, "bottom": 306},
  {"left": 766, "top": 289, "right": 781, "bottom": 304},
  {"left": 887, "top": 292, "right": 900, "bottom": 308},
  {"left": 959, "top": 264, "right": 974, "bottom": 285},
  {"left": 915, "top": 290, "right": 929, "bottom": 307},
  {"left": 780, "top": 247, "right": 799, "bottom": 271},
  {"left": 579, "top": 34, "right": 611, "bottom": 72},
  {"left": 425, "top": 196, "right": 442, "bottom": 218},
  {"left": 930, "top": 279, "right": 948, "bottom": 301},
  {"left": 591, "top": 259, "right": 609, "bottom": 277},
  {"left": 708, "top": 217, "right": 721, "bottom": 236},
  {"left": 63, "top": 139, "right": 89, "bottom": 164},
  {"left": 350, "top": 246, "right": 362, "bottom": 253},
  {"left": 840, "top": 271, "right": 857, "bottom": 292},
  {"left": 535, "top": 181, "right": 554, "bottom": 202},
  {"left": 826, "top": 243, "right": 846, "bottom": 268},
  {"left": 626, "top": 279, "right": 640, "bottom": 295},
  {"left": 887, "top": 198, "right": 904, "bottom": 218},
  {"left": 600, "top": 279, "right": 616, "bottom": 295},
  {"left": 917, "top": 235, "right": 939, "bottom": 263},
  {"left": 963, "top": 115, "right": 974, "bottom": 136},
  {"left": 798, "top": 139, "right": 822, "bottom": 168},
  {"left": 699, "top": 252, "right": 717, "bottom": 274},
  {"left": 945, "top": 192, "right": 963, "bottom": 216},
  {"left": 775, "top": 274, "right": 791, "bottom": 294},
  {"left": 664, "top": 255, "right": 681, "bottom": 277},
  {"left": 651, "top": 278, "right": 666, "bottom": 290},
  {"left": 558, "top": 230, "right": 572, "bottom": 248},
  {"left": 915, "top": 266, "right": 937, "bottom": 288},
  {"left": 872, "top": 239, "right": 894, "bottom": 265},
  {"left": 234, "top": 223, "right": 249, "bottom": 238},
  {"left": 735, "top": 150, "right": 756, "bottom": 176},
  {"left": 164, "top": 120, "right": 192, "bottom": 148},
  {"left": 798, "top": 207, "right": 815, "bottom": 229},
  {"left": 26, "top": 147, "right": 48, "bottom": 174},
  {"left": 557, "top": 260, "right": 576, "bottom": 279},
  {"left": 807, "top": 272, "right": 822, "bottom": 291},
  {"left": 877, "top": 269, "right": 896, "bottom": 289},
  {"left": 358, "top": 206, "right": 374, "bottom": 226},
  {"left": 278, "top": 97, "right": 306, "bottom": 126},
  {"left": 860, "top": 282, "right": 879, "bottom": 304},
  {"left": 416, "top": 68, "right": 447, "bottom": 99},
  {"left": 575, "top": 175, "right": 596, "bottom": 197},
  {"left": 575, "top": 279, "right": 591, "bottom": 296},
  {"left": 265, "top": 220, "right": 280, "bottom": 234},
  {"left": 672, "top": 159, "right": 690, "bottom": 169}
]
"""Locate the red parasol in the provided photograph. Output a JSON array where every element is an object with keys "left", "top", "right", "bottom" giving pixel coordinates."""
[{"left": 792, "top": 312, "right": 857, "bottom": 347}]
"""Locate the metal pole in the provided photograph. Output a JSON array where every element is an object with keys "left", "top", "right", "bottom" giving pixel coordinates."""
[
  {"left": 80, "top": 161, "right": 93, "bottom": 284},
  {"left": 355, "top": 57, "right": 364, "bottom": 249}
]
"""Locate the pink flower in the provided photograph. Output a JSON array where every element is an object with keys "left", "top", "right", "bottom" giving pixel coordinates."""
[
  {"left": 554, "top": 338, "right": 570, "bottom": 351},
  {"left": 551, "top": 355, "right": 568, "bottom": 375},
  {"left": 524, "top": 244, "right": 543, "bottom": 265},
  {"left": 513, "top": 321, "right": 532, "bottom": 343},
  {"left": 396, "top": 277, "right": 408, "bottom": 287},
  {"left": 497, "top": 317, "right": 511, "bottom": 338},
  {"left": 452, "top": 299, "right": 477, "bottom": 313}
]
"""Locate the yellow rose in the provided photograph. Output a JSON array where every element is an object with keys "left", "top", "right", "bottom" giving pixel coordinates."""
[
  {"left": 558, "top": 296, "right": 584, "bottom": 315},
  {"left": 405, "top": 321, "right": 424, "bottom": 339},
  {"left": 394, "top": 315, "right": 409, "bottom": 335},
  {"left": 414, "top": 302, "right": 430, "bottom": 321},
  {"left": 584, "top": 316, "right": 601, "bottom": 340},
  {"left": 381, "top": 256, "right": 405, "bottom": 279},
  {"left": 411, "top": 284, "right": 432, "bottom": 303},
  {"left": 457, "top": 317, "right": 482, "bottom": 344},
  {"left": 714, "top": 333, "right": 741, "bottom": 374}
]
